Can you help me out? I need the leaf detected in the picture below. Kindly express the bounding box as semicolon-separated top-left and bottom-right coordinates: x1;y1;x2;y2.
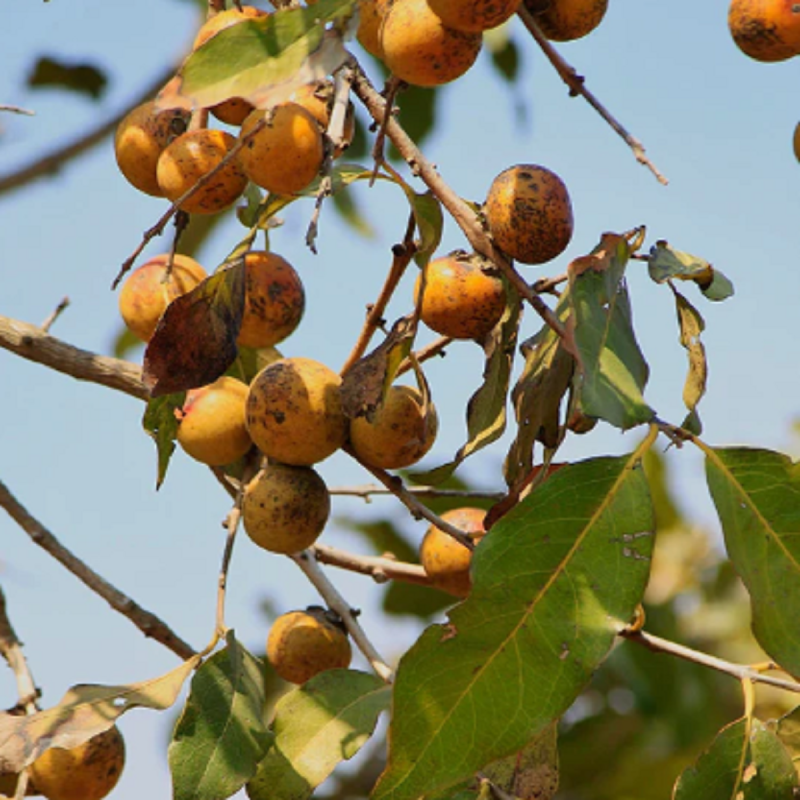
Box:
647;240;734;302
143;261;246;397
391;86;438;153
481;723;559;800
673;717;797;799
341;315;416;420
0;657;200;773
673;289;706;435
704;447;800;676
485;32;520;83
27;56;108;99
402;190;443;267
111;325;142;359
332;188;376;238
164;0;356;112
373;448;656;800
569;233;654;430
170;636;272;800
504;292;573;490
142;392;186;489
414;288;521;485
246;670;389;800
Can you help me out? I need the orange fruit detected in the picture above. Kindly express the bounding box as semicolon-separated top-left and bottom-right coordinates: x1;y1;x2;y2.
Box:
428;0;521;33
728;0;800;61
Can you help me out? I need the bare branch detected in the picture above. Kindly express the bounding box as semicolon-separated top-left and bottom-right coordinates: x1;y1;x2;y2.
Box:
0;105;35;117
312;543;430;585
0;587;39;715
516;7;668;186
328;483;503;501
396;335;452;376
40;297;70;334
0;479;196;661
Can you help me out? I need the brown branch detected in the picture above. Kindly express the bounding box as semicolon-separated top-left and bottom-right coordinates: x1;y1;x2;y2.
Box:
292;550;394;682
0;67;177;197
0;315;147;400
312;543;430;585
621;628;800;694
40;297;70;334
0;587;39;715
327;483;503;501
0;105;35;117
516;7;668;186
350;62;566;341
0;480;196;661
396;335;452;376
340;212;417;375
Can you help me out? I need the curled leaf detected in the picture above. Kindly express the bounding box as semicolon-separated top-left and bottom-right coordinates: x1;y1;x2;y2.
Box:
648;240;734;301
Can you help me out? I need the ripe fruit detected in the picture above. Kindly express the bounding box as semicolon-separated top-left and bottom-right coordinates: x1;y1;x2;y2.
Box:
357;0;389;57
156;129;248;214
484;164;573;265
267;608;352;684
289;82;356;156
728;0;800;61
428;0;520;33
415;252;506;340
28;726;125;800
246;357;348;465
380;0;483;87
242;464;330;553
420;507;487;597
114;101;190;196
238;251;305;349
794;121;800;162
526;0;608;41
118;254;207;342
238;104;325;196
193;6;270;125
176;376;252;466
350;384;438;469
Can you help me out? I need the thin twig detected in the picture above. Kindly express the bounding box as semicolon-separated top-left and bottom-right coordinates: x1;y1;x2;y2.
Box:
292;550;394;683
0;480;196;661
396;335;452;376
0;67;176;197
340;212;417;374
532;272;567;296
328;67;354;154
350;62;566;341
113;117;269;289
328;483;504;501
0;587;39;715
369;76;403;186
312;543;430;585
39;297;70;334
0;105;35;116
621;628;800;694
516;7;668;186
0;315;147;400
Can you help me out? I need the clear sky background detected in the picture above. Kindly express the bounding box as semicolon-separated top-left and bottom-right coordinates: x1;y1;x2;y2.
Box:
2;1;800;798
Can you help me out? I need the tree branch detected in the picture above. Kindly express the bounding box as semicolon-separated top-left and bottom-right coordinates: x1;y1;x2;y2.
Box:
0;479;196;661
312;543;430;585
0;587;39;715
327;483;503;501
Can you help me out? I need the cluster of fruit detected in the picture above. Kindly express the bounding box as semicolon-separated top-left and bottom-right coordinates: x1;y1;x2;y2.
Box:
356;0;608;87
0;726;125;800
114;8;356;215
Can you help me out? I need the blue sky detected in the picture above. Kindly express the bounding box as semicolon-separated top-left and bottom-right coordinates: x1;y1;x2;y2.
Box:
2;1;800;797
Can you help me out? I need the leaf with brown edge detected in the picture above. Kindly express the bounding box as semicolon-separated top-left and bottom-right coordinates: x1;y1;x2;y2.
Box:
143;261;246;397
0;657;200;774
647;240;734;302
341;315;416;420
674;289;706;435
412;287;521;485
142;392;185;489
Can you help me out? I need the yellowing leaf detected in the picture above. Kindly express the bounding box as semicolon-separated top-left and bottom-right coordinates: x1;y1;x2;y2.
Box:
673;289;706;434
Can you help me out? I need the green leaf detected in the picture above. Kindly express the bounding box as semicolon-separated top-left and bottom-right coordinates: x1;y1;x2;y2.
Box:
246;670;389;800
485;32;520;83
673;717;797;799
27;56;108;99
569;233;654;430
172;0;356;111
143;261;246;397
704;447;800;675
170;636;273;800
674;289;706;434
403;190;443;267
413;287;521;485
647;240;734;302
373;447;656;800
392;86;438;153
111;325;142;359
142;392;185;489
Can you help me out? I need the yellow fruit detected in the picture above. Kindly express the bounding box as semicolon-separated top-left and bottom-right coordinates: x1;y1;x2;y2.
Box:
246;357;348;466
242;464;330;553
428;0;520;33
211;98;256;127
114;101;190;197
267;608;352;684
484;164;573;265
419;507;486;597
238;104;325;195
350;384;438;469
357;0;390;57
118;254;207;342
380;0;483;87
414;252;506;340
288;82;356;157
527;0;608;41
794;121;800;162
156;128;248;214
29;726;125;800
176;376;252;466
728;0;800;61
238;251;305;349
